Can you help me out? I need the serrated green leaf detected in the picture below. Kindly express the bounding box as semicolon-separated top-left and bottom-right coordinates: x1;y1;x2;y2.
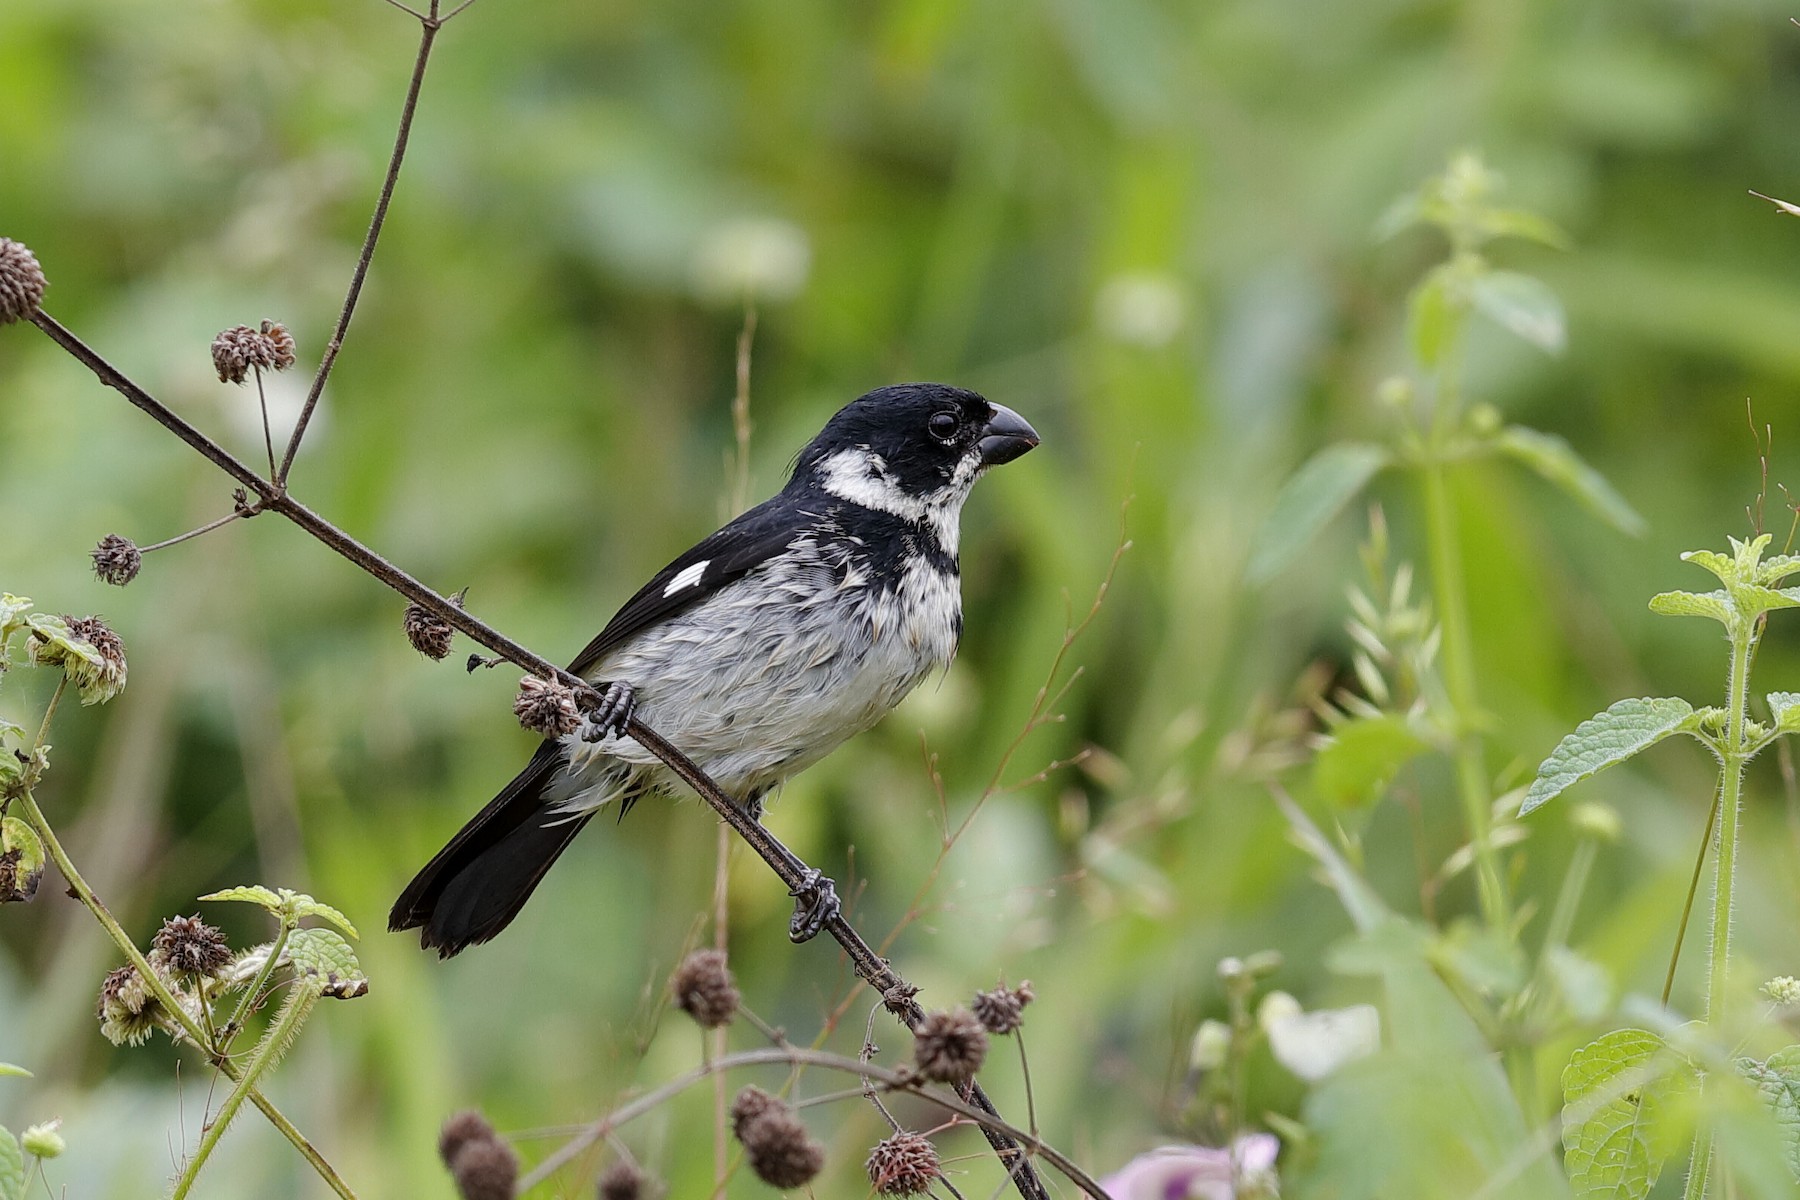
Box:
1682;549;1737;585
1247;443;1392;585
1772;693;1800;732
0;1128;21;1200
1759;555;1800;586
1521;697;1699;816
283;892;358;940
0;1066;28;1079
198;884;284;913
1498;427;1645;537
1408;265;1460;368
1649;590;1733;624
1732;583;1800;618
1562;1029;1688;1199
1735;1047;1800;1180
1313;715;1433;808
0;818;45;903
1471;270;1566;353
0;719;20;742
1733;533;1774;576
286;928;368;999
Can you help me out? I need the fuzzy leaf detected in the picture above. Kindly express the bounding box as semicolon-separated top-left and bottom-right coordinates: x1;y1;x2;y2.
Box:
199;884;285;914
1498;427;1645;536
1759;555;1800;586
1681;549;1737;584
1313;715;1433;808
1521;698;1698;816
284;892;359;940
1562;1029;1686;1199
1735;1047;1800;1180
1731;583;1800;618
1471;270;1566;353
0;1128;20;1200
285;928;368;999
1247;443;1392;585
0;818;44;903
1649;590;1733;624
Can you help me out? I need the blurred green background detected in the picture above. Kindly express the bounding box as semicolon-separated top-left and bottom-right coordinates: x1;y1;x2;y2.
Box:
4;0;1800;1195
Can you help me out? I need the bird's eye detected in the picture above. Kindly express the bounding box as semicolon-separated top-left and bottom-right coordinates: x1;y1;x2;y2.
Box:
927;411;959;443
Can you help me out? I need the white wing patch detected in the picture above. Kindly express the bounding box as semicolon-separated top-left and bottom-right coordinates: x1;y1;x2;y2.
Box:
663;559;710;597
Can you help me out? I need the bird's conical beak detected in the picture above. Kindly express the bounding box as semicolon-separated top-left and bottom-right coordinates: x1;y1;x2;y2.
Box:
977;404;1040;467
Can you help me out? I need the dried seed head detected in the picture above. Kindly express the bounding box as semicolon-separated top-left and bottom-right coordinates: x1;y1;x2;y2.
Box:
260;319;297;370
437;1111;497;1166
865;1130;942;1196
971;979;1035;1035
0;846;41;904
912;1007;989;1083
404;601;456;661
97;964;159;1046
731;1089;824;1190
63;615;128;703
597;1158;652;1200
152;914;232;981
448;1137;519;1200
670;948;740;1029
514;675;580;737
91;534;142;587
211;324;284;384
0;238;47;324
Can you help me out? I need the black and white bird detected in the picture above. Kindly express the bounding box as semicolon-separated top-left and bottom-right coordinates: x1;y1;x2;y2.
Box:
390;384;1039;957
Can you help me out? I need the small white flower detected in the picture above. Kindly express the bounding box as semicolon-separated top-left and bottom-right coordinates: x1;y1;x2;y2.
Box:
691;216;811;303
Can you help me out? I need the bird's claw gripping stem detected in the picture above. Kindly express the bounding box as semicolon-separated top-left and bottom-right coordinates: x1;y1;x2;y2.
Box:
579;680;636;743
787;868;839;943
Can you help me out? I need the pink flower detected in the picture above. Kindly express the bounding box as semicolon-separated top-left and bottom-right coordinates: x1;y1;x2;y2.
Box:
1096;1135;1280;1200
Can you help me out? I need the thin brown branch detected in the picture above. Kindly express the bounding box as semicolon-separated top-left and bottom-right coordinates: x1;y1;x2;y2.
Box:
21;309;1053;1200
274;14;440;486
512;1045;1108;1199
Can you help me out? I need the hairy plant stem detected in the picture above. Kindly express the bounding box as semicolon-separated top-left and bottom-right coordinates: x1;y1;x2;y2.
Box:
23;307;1051;1200
1421;460;1509;931
514;1045;1109;1198
227;919;294;1037
8;788;355;1199
172;983;319;1199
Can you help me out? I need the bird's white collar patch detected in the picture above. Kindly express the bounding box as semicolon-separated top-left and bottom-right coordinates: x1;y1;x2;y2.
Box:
816;448;965;555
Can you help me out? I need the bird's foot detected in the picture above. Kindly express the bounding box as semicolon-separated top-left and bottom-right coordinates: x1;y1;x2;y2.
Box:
787;869;840;944
579;680;636;742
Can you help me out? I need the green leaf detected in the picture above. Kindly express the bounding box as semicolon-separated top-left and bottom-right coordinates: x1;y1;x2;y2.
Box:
0;1066;28;1079
1498;427;1645;537
1758;555;1800;586
1313;715;1433;808
1562;1029;1688;1199
1735;1047;1800;1180
1771;693;1800;732
1408;265;1460;368
1649;590;1733;624
0;818;45;903
1471;270;1566;353
1476;207;1571;250
199;884;285;914
1731;583;1800;618
283;891;359;940
1682;549;1737;584
1247;443;1392;585
1520;697;1699;816
0;1128;20;1200
286;928;368;999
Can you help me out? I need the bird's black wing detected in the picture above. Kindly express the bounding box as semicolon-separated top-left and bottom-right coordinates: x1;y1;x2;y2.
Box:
567;494;818;677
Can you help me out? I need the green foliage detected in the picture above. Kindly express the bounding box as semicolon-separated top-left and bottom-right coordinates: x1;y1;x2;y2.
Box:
1311;714;1431;808
0;1130;21;1200
200;885;359;938
1560;1029;1690;1199
286;928;368;999
1495;428;1645;537
1734;1049;1800;1179
1247;444;1391;584
1519;698;1705;816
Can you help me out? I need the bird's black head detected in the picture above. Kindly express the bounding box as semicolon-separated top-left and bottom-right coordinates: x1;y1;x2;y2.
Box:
789;384;1038;543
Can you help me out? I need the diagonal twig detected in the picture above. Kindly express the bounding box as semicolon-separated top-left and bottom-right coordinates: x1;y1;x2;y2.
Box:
26;305;1055;1200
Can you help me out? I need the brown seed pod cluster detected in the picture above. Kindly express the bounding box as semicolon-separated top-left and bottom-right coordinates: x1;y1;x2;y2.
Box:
0;237;47;324
912;1007;989;1083
670;948;740;1029
514;674;581;736
596;1158;654;1200
437;1110;519;1200
96;964;159;1046
91;534;142;587
151;914;232;981
971;979;1035;1035
865;1129;942;1196
211;320;297;384
404;600;457;660
730;1086;824;1189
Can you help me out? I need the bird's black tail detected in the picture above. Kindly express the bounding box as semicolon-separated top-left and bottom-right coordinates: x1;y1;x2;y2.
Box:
389;741;593;958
